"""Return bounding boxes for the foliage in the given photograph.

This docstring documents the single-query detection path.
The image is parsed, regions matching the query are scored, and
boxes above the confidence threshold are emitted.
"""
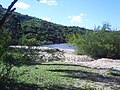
[1,8,88,45]
[1,1,89,89]
[68,24,120,59]
[19,34,37,46]
[0,27,37,89]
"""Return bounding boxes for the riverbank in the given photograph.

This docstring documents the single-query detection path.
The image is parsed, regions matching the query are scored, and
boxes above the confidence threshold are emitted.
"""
[62,49,120,71]
[10,44,120,71]
[9,44,120,89]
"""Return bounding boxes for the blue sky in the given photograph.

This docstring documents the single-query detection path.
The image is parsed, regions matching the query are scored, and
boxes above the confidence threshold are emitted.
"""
[0,0,120,29]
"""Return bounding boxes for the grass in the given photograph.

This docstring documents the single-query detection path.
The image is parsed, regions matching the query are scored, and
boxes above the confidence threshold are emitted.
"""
[10,61,120,90]
[107,70,120,76]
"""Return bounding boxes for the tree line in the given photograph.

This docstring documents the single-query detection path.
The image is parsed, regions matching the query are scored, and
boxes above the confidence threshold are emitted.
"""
[1,7,89,46]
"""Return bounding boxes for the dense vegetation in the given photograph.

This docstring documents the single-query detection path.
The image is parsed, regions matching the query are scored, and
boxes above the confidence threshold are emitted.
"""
[0,7,89,46]
[0,2,93,89]
[0,1,120,89]
[0,3,73,89]
[68,24,120,59]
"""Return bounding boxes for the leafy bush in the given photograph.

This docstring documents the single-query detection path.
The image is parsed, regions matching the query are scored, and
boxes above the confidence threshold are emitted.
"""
[67,24,120,59]
[0,28,36,89]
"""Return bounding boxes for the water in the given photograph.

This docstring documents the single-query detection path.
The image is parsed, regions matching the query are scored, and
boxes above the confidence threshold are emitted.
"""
[10,43,77,52]
[42,43,77,52]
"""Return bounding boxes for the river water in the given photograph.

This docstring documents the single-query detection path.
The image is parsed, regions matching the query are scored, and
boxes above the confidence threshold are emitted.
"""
[10,43,77,52]
[42,43,77,51]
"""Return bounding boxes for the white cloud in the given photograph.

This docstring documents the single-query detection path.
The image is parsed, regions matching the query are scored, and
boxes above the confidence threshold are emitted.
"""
[42,17,51,21]
[39,0,57,6]
[68,15,83,23]
[68,13,87,23]
[14,2,30,9]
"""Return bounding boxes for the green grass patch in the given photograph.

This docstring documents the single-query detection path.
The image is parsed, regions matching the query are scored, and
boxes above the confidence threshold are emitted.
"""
[107,70,120,76]
[11,61,115,89]
[13,62,95,90]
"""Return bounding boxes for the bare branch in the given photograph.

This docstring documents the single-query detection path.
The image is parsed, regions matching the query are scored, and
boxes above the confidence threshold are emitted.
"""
[0,0,18,28]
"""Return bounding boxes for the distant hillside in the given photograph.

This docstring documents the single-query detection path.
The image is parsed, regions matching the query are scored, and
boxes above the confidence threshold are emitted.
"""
[0,7,91,45]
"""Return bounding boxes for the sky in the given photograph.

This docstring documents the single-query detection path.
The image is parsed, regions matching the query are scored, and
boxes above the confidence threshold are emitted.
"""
[0,0,120,29]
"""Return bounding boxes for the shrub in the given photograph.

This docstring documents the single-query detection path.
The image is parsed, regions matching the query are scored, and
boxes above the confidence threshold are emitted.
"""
[0,28,35,89]
[67,24,120,59]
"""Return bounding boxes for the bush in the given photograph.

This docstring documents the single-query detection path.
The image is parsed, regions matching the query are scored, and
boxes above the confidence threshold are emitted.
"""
[67,24,120,59]
[0,28,35,89]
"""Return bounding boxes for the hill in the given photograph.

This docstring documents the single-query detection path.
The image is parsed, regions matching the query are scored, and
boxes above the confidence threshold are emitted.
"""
[0,7,90,45]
